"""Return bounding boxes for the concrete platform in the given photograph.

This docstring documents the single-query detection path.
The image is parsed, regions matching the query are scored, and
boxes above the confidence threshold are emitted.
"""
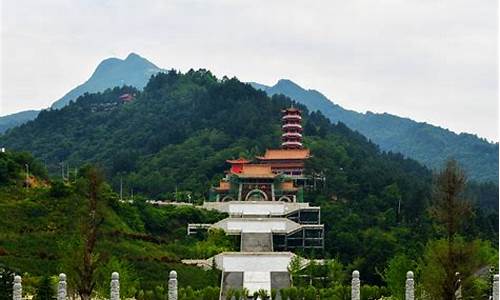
[216,252,293,296]
[203,201,313,217]
[212,217,301,234]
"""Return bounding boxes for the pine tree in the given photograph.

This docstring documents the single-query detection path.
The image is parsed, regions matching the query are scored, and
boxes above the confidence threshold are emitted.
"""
[33,275,55,300]
[425,159,473,300]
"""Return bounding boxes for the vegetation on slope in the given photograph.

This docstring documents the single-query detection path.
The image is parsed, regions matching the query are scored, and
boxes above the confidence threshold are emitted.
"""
[0,151,231,298]
[253,79,499,183]
[0,70,497,298]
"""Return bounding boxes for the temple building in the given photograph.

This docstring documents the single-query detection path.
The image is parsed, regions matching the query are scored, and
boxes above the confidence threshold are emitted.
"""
[186,107,324,297]
[210,107,313,203]
[209,160,303,203]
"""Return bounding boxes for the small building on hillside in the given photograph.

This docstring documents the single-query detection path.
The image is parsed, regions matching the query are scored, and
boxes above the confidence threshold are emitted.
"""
[119,93,134,103]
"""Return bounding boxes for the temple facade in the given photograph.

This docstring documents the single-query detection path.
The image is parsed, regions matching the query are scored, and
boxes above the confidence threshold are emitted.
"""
[209,160,303,203]
[187,107,323,297]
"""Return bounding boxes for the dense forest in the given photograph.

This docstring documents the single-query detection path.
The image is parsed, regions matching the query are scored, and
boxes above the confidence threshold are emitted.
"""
[253,79,499,183]
[0,70,497,299]
[0,150,232,298]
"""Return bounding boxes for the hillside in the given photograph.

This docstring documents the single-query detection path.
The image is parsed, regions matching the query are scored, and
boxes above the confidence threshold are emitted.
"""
[2,54,496,185]
[0,110,40,134]
[0,53,163,133]
[51,53,163,109]
[251,80,499,183]
[0,150,230,298]
[0,70,497,286]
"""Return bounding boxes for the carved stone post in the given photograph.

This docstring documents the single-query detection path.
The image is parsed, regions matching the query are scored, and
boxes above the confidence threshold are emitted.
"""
[493,274,499,300]
[405,271,414,300]
[455,272,462,300]
[57,273,67,300]
[168,270,178,300]
[351,270,360,300]
[110,272,120,300]
[13,275,22,300]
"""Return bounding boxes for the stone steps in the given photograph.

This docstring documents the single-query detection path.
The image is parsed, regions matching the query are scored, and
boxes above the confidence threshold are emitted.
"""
[240,232,273,252]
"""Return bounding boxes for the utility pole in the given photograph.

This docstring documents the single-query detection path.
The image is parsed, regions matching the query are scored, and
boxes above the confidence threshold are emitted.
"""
[61,162,65,180]
[25,163,29,189]
[120,177,123,201]
[397,197,402,224]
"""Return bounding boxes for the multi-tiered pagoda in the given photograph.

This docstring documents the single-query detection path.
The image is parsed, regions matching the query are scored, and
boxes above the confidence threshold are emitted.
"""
[281,107,303,149]
[186,107,324,298]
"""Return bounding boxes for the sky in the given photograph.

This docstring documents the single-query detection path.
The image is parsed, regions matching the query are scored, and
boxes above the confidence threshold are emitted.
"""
[1,0,498,141]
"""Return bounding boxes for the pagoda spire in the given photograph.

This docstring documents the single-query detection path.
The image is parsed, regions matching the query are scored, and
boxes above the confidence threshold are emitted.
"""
[281,107,303,149]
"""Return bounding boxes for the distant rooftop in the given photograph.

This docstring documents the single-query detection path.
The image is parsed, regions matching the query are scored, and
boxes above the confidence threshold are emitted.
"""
[257,149,310,160]
[231,164,276,178]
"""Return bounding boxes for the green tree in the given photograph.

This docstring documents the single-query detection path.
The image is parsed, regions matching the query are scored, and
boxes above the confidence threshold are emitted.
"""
[421,160,497,299]
[288,255,303,286]
[428,160,471,300]
[0,267,14,300]
[33,276,55,300]
[326,259,346,286]
[67,165,107,300]
[420,238,497,299]
[95,257,139,298]
[382,254,416,300]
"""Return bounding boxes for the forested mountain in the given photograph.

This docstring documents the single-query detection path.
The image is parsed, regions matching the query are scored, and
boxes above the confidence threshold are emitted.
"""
[0,70,497,295]
[0,150,229,298]
[3,54,496,185]
[0,110,40,134]
[0,53,163,133]
[51,53,162,109]
[251,80,499,183]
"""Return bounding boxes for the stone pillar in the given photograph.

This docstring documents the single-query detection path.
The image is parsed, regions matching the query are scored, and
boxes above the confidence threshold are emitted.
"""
[455,272,462,300]
[493,274,499,300]
[238,184,243,201]
[168,270,178,300]
[13,275,22,300]
[110,272,120,300]
[351,270,360,300]
[57,273,67,300]
[405,271,414,300]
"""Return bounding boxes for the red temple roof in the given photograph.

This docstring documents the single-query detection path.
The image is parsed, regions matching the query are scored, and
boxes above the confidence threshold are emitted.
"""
[257,149,310,160]
[231,164,277,178]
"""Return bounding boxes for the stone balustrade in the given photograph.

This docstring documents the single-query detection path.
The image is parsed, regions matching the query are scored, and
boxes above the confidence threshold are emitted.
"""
[9,269,500,299]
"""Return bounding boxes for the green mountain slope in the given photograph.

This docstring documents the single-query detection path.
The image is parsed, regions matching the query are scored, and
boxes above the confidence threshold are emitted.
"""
[0,53,163,133]
[251,80,499,183]
[0,110,40,134]
[0,71,432,203]
[0,70,496,286]
[0,150,229,296]
[51,53,162,109]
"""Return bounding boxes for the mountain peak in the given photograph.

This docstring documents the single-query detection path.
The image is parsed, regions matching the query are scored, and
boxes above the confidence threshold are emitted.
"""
[126,52,141,59]
[125,52,150,63]
[50,52,162,109]
[275,79,302,89]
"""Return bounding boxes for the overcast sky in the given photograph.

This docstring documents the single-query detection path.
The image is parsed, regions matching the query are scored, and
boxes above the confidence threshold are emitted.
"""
[1,0,498,141]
